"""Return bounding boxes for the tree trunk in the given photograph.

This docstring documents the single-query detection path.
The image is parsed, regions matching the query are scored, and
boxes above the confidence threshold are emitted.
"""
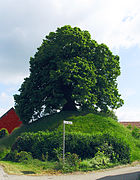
[62,99,77,111]
[61,83,77,111]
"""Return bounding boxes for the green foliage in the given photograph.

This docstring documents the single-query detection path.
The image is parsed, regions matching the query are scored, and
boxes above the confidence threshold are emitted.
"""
[0,158,57,175]
[11,131,61,160]
[102,134,131,164]
[65,152,80,168]
[4,150,17,162]
[11,131,130,164]
[90,151,111,169]
[14,25,123,124]
[102,111,118,121]
[0,111,139,173]
[0,129,9,139]
[96,143,117,162]
[5,150,33,162]
[79,151,116,171]
[79,159,93,171]
[0,146,10,160]
[55,151,80,173]
[127,124,132,130]
[16,151,33,162]
[79,143,120,171]
[41,152,48,162]
[54,147,63,161]
[0,111,139,162]
[132,126,140,139]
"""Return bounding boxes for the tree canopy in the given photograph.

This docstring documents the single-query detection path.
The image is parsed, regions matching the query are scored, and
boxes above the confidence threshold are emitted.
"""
[14,25,124,124]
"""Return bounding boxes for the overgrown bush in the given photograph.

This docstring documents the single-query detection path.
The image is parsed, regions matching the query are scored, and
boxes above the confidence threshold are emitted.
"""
[5,150,32,162]
[0,128,9,139]
[11,131,131,164]
[11,131,61,160]
[55,150,80,173]
[0,146,10,160]
[79,159,92,171]
[65,132,102,159]
[90,151,111,169]
[79,145,118,171]
[132,126,140,139]
[127,124,132,130]
[96,143,117,163]
[101,134,131,163]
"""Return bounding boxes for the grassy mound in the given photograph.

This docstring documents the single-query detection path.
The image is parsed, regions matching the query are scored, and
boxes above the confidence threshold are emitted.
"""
[0,111,139,161]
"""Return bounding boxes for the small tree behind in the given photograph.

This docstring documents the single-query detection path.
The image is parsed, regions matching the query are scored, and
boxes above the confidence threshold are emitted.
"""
[0,128,9,139]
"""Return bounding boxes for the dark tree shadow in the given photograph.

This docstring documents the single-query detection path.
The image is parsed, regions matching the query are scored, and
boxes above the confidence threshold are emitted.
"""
[21,171,35,175]
[97,171,140,180]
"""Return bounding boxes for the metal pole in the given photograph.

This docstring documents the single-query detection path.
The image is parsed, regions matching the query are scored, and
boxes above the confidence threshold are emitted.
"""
[63,121,65,165]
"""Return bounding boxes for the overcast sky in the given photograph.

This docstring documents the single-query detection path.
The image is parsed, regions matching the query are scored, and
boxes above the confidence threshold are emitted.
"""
[0,0,140,121]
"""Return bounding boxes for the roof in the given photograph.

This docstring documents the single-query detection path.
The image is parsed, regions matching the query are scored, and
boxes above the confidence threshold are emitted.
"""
[120,122,140,128]
[0,107,15,119]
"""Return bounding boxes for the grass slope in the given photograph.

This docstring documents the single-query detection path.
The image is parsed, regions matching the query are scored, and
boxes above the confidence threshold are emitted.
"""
[0,111,140,161]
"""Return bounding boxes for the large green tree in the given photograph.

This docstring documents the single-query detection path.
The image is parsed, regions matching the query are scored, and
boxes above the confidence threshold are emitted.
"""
[14,25,124,124]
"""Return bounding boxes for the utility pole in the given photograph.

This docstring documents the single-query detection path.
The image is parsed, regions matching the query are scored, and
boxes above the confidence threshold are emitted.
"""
[63,120,73,165]
[63,121,65,164]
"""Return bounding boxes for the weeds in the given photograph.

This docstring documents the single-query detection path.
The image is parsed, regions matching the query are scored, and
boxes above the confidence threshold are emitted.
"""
[54,148,80,173]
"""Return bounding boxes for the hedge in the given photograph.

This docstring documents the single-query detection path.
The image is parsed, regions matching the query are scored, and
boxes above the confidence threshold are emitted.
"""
[11,131,131,163]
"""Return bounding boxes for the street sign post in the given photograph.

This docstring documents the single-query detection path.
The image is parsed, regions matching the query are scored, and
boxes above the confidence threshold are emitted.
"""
[63,120,73,165]
[64,120,73,125]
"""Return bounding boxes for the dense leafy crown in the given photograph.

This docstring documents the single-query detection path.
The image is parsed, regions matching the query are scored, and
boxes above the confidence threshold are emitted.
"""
[14,25,124,124]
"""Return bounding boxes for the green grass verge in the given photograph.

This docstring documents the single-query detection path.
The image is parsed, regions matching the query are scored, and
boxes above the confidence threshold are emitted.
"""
[0,160,57,175]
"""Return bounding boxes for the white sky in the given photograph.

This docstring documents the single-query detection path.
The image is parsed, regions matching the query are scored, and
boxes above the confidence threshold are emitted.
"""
[0,0,140,121]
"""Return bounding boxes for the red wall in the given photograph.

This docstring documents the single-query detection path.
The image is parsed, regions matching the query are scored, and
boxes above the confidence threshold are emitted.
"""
[0,108,22,134]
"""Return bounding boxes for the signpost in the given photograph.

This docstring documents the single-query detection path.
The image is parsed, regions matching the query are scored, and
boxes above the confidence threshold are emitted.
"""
[63,120,73,125]
[63,120,73,165]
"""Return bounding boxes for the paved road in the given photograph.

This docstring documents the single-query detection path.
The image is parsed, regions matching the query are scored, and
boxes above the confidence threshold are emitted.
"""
[0,164,140,180]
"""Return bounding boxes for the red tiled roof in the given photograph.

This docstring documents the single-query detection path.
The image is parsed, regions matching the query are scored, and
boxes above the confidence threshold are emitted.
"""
[120,122,140,128]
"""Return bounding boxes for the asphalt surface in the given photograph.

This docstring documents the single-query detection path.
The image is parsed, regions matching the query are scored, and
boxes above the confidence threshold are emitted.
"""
[0,164,140,180]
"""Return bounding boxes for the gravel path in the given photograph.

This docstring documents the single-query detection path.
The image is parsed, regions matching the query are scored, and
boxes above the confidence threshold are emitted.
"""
[0,164,140,180]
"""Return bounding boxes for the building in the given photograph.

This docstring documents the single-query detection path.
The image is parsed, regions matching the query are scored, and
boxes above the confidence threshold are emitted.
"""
[120,122,140,129]
[0,107,22,134]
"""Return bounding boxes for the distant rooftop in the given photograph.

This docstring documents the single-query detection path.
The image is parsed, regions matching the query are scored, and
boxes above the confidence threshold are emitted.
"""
[120,122,140,128]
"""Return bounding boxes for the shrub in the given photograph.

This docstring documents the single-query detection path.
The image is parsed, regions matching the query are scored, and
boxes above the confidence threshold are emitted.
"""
[11,131,131,163]
[66,133,131,163]
[65,152,80,170]
[55,151,80,172]
[5,150,18,161]
[90,151,111,169]
[0,128,9,139]
[65,132,101,159]
[54,147,63,161]
[0,146,10,160]
[103,134,131,163]
[11,132,36,152]
[96,142,117,163]
[12,131,61,160]
[12,131,102,160]
[79,150,114,171]
[79,159,92,171]
[41,152,48,162]
[127,124,132,130]
[132,126,140,139]
[16,151,33,162]
[5,150,32,162]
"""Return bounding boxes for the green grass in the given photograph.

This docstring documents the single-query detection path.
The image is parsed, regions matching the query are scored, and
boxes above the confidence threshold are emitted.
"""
[0,160,57,175]
[0,111,140,161]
